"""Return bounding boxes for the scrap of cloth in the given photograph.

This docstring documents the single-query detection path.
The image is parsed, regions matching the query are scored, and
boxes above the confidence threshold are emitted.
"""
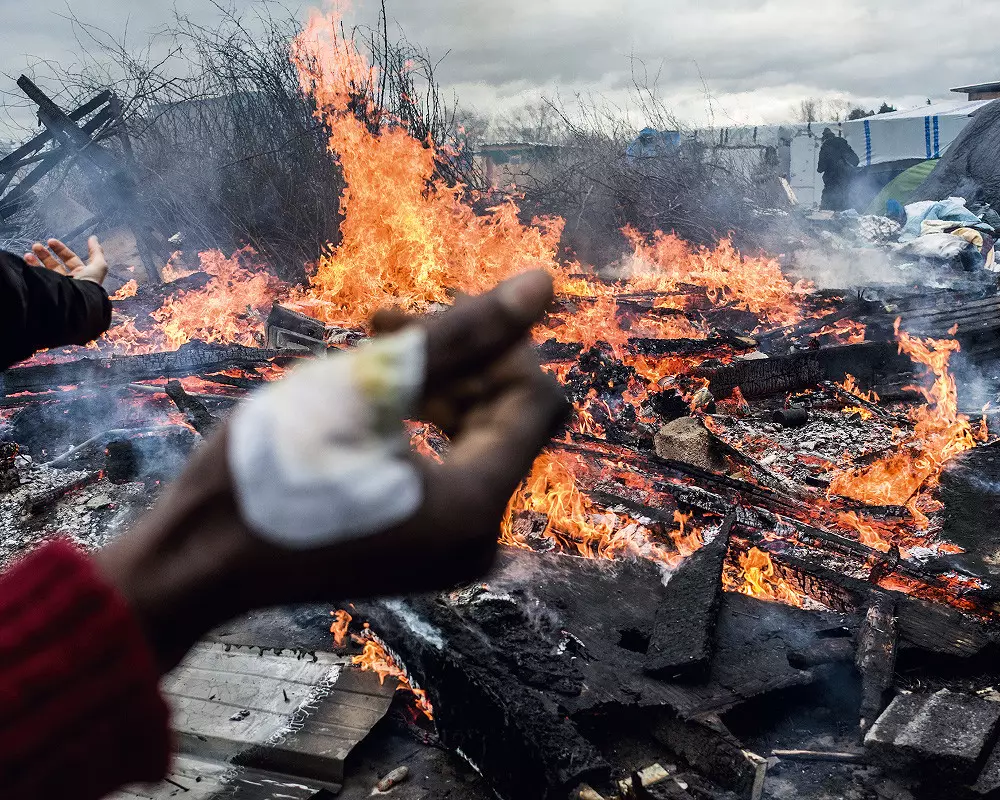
[0,251,111,370]
[228,326,427,548]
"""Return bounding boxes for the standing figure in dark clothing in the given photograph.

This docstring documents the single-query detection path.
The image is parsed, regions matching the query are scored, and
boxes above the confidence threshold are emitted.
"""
[817,128,860,211]
[0,236,110,370]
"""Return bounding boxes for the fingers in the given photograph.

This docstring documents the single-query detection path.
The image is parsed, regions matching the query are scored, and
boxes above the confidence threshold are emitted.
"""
[29,242,69,274]
[423,270,554,384]
[46,239,86,272]
[370,307,412,335]
[23,251,41,267]
[87,236,106,267]
[433,354,568,517]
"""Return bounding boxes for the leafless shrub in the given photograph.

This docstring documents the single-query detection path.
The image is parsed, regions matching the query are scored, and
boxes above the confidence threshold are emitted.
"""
[2,2,480,280]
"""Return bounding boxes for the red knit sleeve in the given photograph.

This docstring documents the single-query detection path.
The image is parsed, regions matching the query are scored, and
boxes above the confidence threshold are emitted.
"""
[0,540,170,800]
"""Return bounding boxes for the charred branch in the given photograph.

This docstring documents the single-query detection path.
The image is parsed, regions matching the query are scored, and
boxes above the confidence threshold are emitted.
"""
[0,342,286,395]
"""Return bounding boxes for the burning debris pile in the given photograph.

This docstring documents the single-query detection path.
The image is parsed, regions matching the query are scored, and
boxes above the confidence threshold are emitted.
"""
[6,8,1000,800]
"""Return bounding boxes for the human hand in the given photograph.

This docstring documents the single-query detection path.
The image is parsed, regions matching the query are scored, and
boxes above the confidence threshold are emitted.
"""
[24,236,108,286]
[95,270,567,670]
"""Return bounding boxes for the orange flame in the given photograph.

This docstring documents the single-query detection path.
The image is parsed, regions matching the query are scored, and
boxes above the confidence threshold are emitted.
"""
[351,625,434,720]
[500,449,701,569]
[828,322,982,508]
[286,10,566,328]
[103,249,282,354]
[623,227,810,328]
[330,608,352,647]
[726,547,804,608]
[109,279,138,301]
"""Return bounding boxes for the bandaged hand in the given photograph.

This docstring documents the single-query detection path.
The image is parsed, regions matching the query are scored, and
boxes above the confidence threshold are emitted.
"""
[94,270,567,670]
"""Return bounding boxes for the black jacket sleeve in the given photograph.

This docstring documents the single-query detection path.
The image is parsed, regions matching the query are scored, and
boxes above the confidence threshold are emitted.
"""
[0,251,112,370]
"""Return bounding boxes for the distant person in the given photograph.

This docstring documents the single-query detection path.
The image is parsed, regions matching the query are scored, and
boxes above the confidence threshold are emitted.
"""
[817,128,860,211]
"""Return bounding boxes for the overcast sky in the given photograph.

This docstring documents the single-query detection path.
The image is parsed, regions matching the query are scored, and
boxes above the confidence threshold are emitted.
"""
[0,0,996,138]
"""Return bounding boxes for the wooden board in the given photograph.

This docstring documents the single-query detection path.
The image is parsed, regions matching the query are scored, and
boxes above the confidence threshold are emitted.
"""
[119,641,397,796]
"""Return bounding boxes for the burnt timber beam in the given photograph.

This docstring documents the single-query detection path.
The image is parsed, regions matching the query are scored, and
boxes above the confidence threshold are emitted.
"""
[856,593,898,735]
[704,341,913,400]
[354,595,609,800]
[0,88,112,174]
[645,513,735,681]
[0,342,286,396]
[0,105,118,218]
[16,76,163,283]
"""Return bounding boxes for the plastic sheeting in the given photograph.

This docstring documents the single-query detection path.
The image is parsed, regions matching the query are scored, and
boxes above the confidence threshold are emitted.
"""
[842,100,994,168]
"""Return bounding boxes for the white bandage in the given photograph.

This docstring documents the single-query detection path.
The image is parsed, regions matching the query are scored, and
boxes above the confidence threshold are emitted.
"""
[227,327,427,549]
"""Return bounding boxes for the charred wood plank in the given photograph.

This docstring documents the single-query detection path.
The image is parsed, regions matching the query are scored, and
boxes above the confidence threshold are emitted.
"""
[856,593,898,734]
[0,342,285,395]
[703,342,912,400]
[629,335,756,357]
[354,594,609,800]
[653,713,766,798]
[645,514,735,681]
[771,749,864,763]
[788,637,855,668]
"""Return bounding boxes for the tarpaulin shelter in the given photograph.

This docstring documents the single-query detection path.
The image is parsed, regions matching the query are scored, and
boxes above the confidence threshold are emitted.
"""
[842,99,994,167]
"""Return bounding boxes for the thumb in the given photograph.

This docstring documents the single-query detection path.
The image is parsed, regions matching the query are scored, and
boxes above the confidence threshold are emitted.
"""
[87,236,105,263]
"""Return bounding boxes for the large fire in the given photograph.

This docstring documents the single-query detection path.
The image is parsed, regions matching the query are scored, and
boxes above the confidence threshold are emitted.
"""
[66,1,988,624]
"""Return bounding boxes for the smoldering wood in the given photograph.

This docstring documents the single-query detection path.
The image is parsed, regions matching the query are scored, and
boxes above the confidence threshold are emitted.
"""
[652,713,766,798]
[354,549,848,800]
[703,341,913,400]
[353,594,611,800]
[856,593,898,734]
[25,471,100,514]
[788,637,855,668]
[105,429,197,484]
[749,540,991,657]
[0,342,286,395]
[644,514,735,681]
[629,335,757,358]
[165,379,218,435]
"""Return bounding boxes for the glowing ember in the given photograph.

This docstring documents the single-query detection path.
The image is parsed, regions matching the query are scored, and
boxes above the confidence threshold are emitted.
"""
[828,322,984,508]
[351,624,434,720]
[726,547,804,608]
[109,279,138,301]
[330,608,352,647]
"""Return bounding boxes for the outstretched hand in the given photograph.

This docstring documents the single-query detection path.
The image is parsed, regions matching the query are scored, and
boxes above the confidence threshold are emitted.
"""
[24,236,108,286]
[95,270,567,670]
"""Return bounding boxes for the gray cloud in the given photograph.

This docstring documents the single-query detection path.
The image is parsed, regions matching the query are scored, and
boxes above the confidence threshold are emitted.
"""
[2,0,999,136]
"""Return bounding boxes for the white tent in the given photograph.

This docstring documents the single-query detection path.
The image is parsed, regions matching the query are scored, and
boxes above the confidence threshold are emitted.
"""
[841,99,995,167]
